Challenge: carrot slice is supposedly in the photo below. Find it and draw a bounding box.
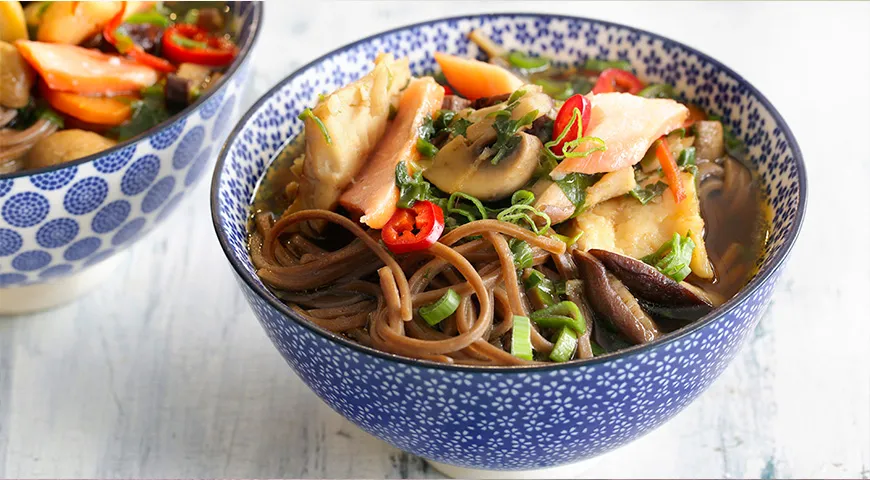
[655,137,686,204]
[339,77,445,229]
[434,52,524,100]
[16,40,159,95]
[41,83,132,126]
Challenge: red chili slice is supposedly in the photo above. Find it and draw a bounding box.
[103,2,176,73]
[381,201,445,254]
[592,68,644,94]
[550,94,592,156]
[162,24,238,67]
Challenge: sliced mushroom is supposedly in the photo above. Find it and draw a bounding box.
[0,41,35,109]
[423,132,542,201]
[589,249,714,307]
[573,250,661,344]
[694,120,725,160]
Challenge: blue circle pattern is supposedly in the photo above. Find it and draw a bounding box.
[0,229,23,257]
[94,144,137,173]
[185,146,213,187]
[36,218,79,248]
[12,250,52,271]
[29,167,78,190]
[142,177,175,214]
[64,237,102,262]
[200,86,226,120]
[0,273,26,287]
[173,126,205,170]
[39,264,73,279]
[92,200,131,234]
[64,177,109,215]
[211,94,236,141]
[2,192,50,227]
[149,116,187,150]
[212,15,806,471]
[0,179,11,198]
[121,155,160,196]
[84,249,116,267]
[112,218,146,246]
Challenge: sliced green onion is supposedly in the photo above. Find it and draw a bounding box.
[563,136,607,159]
[637,83,675,99]
[532,78,574,100]
[549,327,578,363]
[447,192,489,224]
[507,51,550,71]
[583,58,632,72]
[523,269,547,290]
[125,11,171,27]
[511,315,534,361]
[298,108,332,145]
[497,204,551,235]
[641,232,696,282]
[551,231,582,246]
[554,280,567,296]
[416,137,439,157]
[524,270,558,308]
[419,289,461,326]
[506,88,527,106]
[511,189,535,206]
[677,146,697,174]
[509,239,534,269]
[530,301,586,334]
[590,340,606,356]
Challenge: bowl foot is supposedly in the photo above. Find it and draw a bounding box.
[0,254,125,315]
[427,457,601,479]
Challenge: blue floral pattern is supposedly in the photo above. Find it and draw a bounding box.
[212,14,806,471]
[0,1,260,284]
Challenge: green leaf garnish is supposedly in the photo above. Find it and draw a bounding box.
[630,181,669,205]
[554,172,600,216]
[641,232,696,282]
[489,109,538,165]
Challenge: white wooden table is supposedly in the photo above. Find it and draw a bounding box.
[1,1,869,478]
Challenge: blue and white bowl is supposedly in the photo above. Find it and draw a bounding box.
[0,2,262,314]
[212,14,806,476]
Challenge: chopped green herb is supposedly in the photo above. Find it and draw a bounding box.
[524,270,558,307]
[509,239,535,269]
[416,138,439,157]
[505,88,527,107]
[449,117,473,137]
[489,109,538,165]
[298,108,331,145]
[641,232,696,282]
[112,94,169,141]
[554,172,600,215]
[677,146,698,175]
[630,181,669,205]
[446,191,490,224]
[395,162,440,209]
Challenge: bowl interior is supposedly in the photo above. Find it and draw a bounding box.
[213,13,806,363]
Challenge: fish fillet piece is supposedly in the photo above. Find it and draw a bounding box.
[289,54,410,231]
[551,93,688,177]
[570,172,714,279]
[340,77,444,229]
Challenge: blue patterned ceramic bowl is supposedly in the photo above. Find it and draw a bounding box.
[0,2,262,313]
[211,14,806,473]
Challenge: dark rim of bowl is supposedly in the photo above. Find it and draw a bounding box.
[211,12,808,373]
[0,1,264,181]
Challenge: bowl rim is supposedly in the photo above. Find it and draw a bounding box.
[0,1,264,181]
[210,12,808,373]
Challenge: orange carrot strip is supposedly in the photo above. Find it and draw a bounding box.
[16,40,159,95]
[42,83,132,126]
[655,137,685,204]
[434,52,523,100]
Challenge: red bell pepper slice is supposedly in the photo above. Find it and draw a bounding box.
[103,2,176,73]
[381,201,445,254]
[592,68,645,95]
[550,94,592,156]
[162,24,238,67]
